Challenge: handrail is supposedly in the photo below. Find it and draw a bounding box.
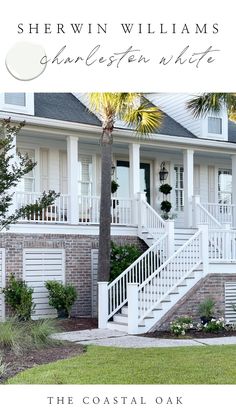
[197,202,222,229]
[107,234,168,319]
[138,230,202,322]
[209,228,236,262]
[202,203,235,226]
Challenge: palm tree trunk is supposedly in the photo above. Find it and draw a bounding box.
[97,130,112,282]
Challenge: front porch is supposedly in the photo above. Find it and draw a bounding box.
[12,125,236,231]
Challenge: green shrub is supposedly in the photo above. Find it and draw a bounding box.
[45,281,77,318]
[170,317,194,336]
[198,298,215,322]
[0,353,8,378]
[0,319,24,353]
[197,317,225,333]
[27,319,59,348]
[159,183,172,195]
[160,200,172,213]
[110,242,141,282]
[2,274,35,321]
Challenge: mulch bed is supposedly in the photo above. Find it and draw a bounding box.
[142,330,236,339]
[0,317,98,383]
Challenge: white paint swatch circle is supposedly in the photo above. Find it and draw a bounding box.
[5,42,46,81]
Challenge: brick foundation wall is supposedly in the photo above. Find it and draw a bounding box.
[0,232,146,318]
[153,274,236,331]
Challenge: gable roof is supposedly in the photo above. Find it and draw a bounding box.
[34,93,196,139]
[34,93,101,126]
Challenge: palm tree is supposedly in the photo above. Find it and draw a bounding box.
[187,93,236,121]
[88,93,162,283]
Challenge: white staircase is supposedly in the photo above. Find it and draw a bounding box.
[107,225,203,333]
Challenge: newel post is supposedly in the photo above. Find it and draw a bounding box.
[137,192,147,236]
[127,283,139,334]
[165,219,175,257]
[192,195,201,228]
[98,282,108,329]
[198,224,209,275]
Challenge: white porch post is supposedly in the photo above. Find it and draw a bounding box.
[98,282,108,328]
[165,219,175,257]
[67,136,79,224]
[127,283,139,334]
[192,195,201,227]
[129,143,140,224]
[231,155,236,227]
[183,149,194,227]
[198,224,209,275]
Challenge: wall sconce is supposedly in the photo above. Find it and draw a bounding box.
[159,162,169,182]
[111,162,116,176]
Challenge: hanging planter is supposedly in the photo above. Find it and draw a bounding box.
[111,180,119,194]
[159,183,172,195]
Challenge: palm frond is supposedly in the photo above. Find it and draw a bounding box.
[122,98,163,135]
[187,93,236,119]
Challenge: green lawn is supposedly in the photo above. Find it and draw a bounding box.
[7,344,236,384]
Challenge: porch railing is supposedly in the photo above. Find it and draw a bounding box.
[15,192,69,223]
[202,203,235,227]
[139,199,166,239]
[107,234,168,319]
[209,229,236,262]
[78,195,135,225]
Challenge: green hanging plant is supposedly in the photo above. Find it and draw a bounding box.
[160,200,172,213]
[159,183,172,195]
[111,180,119,194]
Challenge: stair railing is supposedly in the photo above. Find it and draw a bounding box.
[138,228,205,323]
[138,194,166,240]
[107,233,168,319]
[193,196,222,229]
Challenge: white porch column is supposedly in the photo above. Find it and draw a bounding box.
[98,282,108,328]
[67,136,79,224]
[183,149,194,227]
[198,224,209,275]
[129,143,140,224]
[165,219,175,257]
[192,195,201,228]
[231,155,236,227]
[129,143,140,196]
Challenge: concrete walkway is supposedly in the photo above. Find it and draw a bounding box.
[52,329,236,348]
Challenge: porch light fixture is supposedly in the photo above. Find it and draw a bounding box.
[111,162,116,176]
[159,162,168,182]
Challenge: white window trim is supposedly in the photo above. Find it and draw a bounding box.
[0,93,34,115]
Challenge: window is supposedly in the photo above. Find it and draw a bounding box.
[4,93,26,107]
[0,93,34,115]
[174,165,184,211]
[78,155,93,196]
[208,117,222,135]
[218,169,232,204]
[17,148,36,192]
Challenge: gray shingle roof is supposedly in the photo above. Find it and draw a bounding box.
[34,93,196,139]
[155,111,196,138]
[34,93,101,126]
[228,120,236,143]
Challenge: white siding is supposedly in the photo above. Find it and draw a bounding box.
[225,283,236,324]
[147,93,228,141]
[147,93,203,137]
[0,249,5,321]
[23,249,65,319]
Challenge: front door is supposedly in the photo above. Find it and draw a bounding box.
[116,160,151,203]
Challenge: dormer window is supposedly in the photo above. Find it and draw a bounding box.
[0,93,34,115]
[208,117,222,135]
[4,93,26,107]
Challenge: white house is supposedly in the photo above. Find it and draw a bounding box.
[0,92,236,333]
